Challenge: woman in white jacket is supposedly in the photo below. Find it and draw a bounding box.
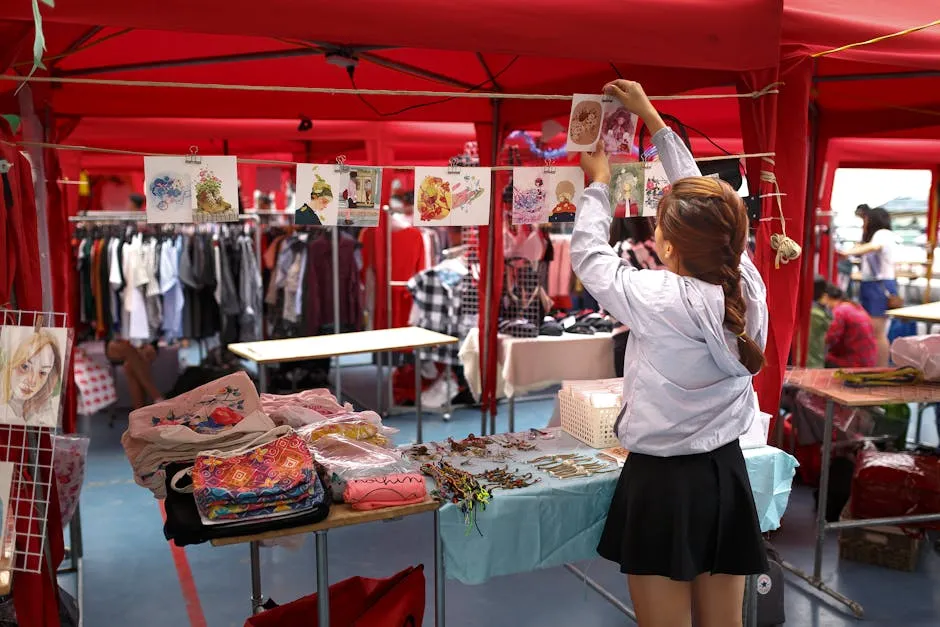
[572,80,768,627]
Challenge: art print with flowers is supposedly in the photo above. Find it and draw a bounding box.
[0,325,68,428]
[192,156,239,223]
[642,160,670,217]
[150,383,249,434]
[144,155,239,223]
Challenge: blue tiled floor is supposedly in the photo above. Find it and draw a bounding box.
[60,363,940,627]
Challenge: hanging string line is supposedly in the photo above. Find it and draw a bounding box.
[812,18,940,58]
[760,157,801,269]
[0,75,782,102]
[4,139,775,169]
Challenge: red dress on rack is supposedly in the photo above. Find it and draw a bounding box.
[360,216,426,329]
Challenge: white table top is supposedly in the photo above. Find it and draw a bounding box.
[228,327,458,364]
[887,301,940,324]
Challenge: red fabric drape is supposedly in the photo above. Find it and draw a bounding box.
[741,51,813,415]
[0,119,65,627]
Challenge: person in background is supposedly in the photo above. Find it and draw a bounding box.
[839,206,898,366]
[820,284,877,368]
[807,277,833,369]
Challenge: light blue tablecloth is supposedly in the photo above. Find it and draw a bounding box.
[436,432,798,585]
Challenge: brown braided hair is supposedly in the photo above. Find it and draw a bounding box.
[657,177,765,375]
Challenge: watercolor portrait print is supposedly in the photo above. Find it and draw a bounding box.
[511,169,547,225]
[601,103,638,155]
[0,326,68,429]
[547,167,584,223]
[294,165,340,226]
[415,167,491,226]
[339,167,382,227]
[566,95,604,152]
[193,156,239,223]
[144,157,193,224]
[512,166,584,224]
[610,163,645,218]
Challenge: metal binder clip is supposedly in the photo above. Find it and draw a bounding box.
[543,158,557,175]
[448,157,461,175]
[334,155,350,173]
[185,146,201,165]
[0,160,11,174]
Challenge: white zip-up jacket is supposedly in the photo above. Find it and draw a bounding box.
[570,128,768,456]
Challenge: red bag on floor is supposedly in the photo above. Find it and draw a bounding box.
[851,450,940,530]
[244,565,425,627]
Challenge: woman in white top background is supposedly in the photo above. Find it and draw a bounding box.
[839,206,898,366]
[573,80,768,627]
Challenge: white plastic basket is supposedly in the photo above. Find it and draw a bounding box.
[558,388,621,448]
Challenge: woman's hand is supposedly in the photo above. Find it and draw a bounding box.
[604,80,665,135]
[580,141,610,185]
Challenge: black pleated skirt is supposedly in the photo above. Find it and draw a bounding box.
[597,439,768,581]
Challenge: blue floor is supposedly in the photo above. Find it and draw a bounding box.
[60,364,940,627]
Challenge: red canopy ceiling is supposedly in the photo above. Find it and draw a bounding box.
[783,1,940,139]
[0,1,782,72]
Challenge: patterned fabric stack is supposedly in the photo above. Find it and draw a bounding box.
[192,430,326,523]
[121,371,277,497]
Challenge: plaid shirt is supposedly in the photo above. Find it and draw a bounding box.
[825,302,877,368]
[408,268,476,365]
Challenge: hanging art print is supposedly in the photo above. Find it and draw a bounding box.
[144,157,193,224]
[643,160,670,217]
[511,167,584,225]
[566,94,638,155]
[609,163,645,218]
[338,167,382,227]
[192,157,239,223]
[144,155,239,223]
[414,167,492,226]
[0,325,68,429]
[294,164,341,226]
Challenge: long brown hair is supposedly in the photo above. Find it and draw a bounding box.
[657,177,765,375]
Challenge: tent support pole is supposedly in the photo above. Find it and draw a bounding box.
[925,170,939,303]
[796,101,819,367]
[480,99,500,435]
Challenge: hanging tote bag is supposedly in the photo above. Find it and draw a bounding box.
[244,565,425,627]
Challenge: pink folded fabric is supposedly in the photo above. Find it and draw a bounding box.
[343,473,428,511]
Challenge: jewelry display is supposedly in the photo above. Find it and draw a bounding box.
[475,466,540,490]
[421,461,491,535]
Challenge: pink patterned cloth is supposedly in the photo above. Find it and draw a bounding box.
[343,473,428,511]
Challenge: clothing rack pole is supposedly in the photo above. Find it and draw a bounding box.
[480,101,500,436]
[331,227,343,400]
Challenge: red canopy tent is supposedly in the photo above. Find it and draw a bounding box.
[776,2,940,366]
[0,4,792,625]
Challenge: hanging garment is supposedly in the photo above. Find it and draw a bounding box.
[160,235,185,342]
[407,263,469,365]
[238,234,263,341]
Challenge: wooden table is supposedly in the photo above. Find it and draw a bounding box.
[783,368,940,617]
[212,499,443,626]
[887,300,940,330]
[229,327,458,443]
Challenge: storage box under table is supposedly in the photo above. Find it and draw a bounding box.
[838,507,923,572]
